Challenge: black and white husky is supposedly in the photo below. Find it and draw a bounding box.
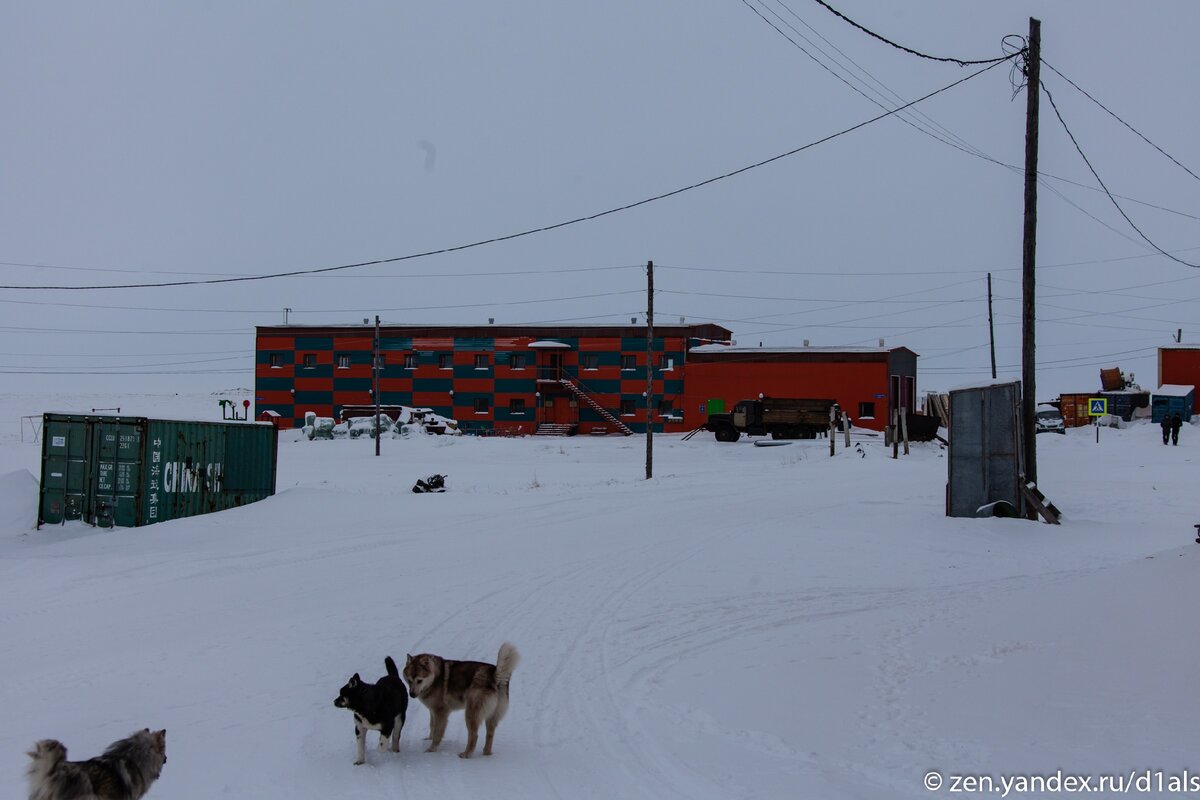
[334,656,409,765]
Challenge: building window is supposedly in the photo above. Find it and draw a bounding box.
[509,398,527,415]
[302,353,316,369]
[268,353,281,368]
[581,353,599,371]
[620,355,636,371]
[858,401,876,419]
[439,353,453,370]
[404,353,417,370]
[657,355,674,371]
[336,354,351,369]
[657,399,674,417]
[474,354,490,369]
[511,353,527,370]
[620,398,636,416]
[474,397,490,414]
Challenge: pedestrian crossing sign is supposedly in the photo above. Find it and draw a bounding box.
[1088,397,1107,416]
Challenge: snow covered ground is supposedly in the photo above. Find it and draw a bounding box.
[1,391,1198,799]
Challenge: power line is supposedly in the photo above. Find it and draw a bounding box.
[0,289,643,315]
[737,2,1197,240]
[1042,81,1200,269]
[1043,60,1200,185]
[0,61,1009,292]
[806,0,1011,66]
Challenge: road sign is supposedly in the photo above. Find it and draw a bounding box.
[1088,397,1108,416]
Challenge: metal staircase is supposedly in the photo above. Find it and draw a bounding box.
[559,378,633,436]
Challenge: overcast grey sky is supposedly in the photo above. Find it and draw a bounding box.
[2,1,1198,399]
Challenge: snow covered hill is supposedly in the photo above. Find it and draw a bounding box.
[1,392,1197,798]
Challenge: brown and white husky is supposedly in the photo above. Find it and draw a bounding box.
[403,642,519,758]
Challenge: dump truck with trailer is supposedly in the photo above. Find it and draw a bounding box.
[707,397,837,442]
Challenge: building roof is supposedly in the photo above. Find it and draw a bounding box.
[1159,343,1200,350]
[687,344,918,364]
[256,322,732,340]
[1155,384,1196,396]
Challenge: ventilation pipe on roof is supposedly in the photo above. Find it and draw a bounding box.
[879,338,885,347]
[803,339,810,347]
[488,318,494,324]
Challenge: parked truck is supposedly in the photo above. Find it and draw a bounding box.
[707,397,837,442]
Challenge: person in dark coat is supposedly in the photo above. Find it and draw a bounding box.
[1162,414,1172,445]
[1170,412,1183,446]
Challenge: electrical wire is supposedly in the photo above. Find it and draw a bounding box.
[1044,60,1200,185]
[806,0,1011,66]
[1042,81,1200,269]
[0,60,1010,292]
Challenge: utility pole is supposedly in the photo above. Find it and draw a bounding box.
[1021,17,1041,515]
[645,260,654,480]
[374,315,382,458]
[283,307,291,325]
[987,273,997,380]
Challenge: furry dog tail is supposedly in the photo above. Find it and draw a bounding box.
[495,642,520,691]
[385,656,400,680]
[493,642,520,722]
[26,739,66,798]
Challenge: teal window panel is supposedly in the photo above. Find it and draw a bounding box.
[621,337,666,351]
[454,365,493,379]
[494,378,535,393]
[454,337,495,351]
[294,391,333,405]
[452,392,491,406]
[664,379,685,394]
[256,376,294,392]
[295,337,334,350]
[379,391,414,406]
[380,337,414,351]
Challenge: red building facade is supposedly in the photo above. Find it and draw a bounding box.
[682,346,918,432]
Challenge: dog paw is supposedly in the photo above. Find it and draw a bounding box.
[354,759,365,766]
[425,746,438,753]
[458,751,472,759]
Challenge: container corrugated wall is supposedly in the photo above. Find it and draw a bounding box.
[946,381,1024,518]
[39,414,278,529]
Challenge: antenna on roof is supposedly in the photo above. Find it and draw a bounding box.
[879,338,885,347]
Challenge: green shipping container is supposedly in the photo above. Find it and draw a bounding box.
[38,414,278,529]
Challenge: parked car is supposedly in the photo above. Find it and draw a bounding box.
[1035,403,1065,434]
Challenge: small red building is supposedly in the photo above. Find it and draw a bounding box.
[682,345,918,432]
[1158,345,1200,413]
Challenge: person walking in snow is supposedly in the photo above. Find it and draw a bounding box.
[1170,412,1183,446]
[1161,414,1172,445]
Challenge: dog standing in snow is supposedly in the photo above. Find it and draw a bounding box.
[403,642,519,758]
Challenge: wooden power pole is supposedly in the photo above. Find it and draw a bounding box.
[987,272,997,380]
[645,260,654,480]
[1021,17,1041,513]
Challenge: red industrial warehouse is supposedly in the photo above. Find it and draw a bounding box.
[254,324,919,435]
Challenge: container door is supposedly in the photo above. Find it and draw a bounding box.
[706,398,725,415]
[40,417,90,525]
[91,420,143,528]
